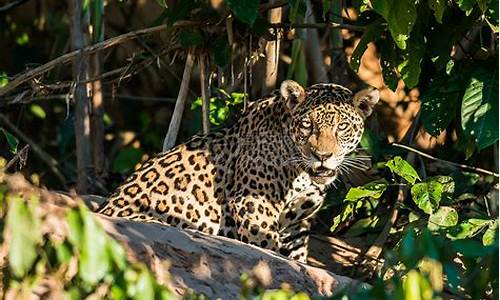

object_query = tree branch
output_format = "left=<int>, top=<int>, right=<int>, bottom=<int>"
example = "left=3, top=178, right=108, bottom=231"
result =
left=392, top=143, right=499, bottom=178
left=162, top=50, right=195, bottom=151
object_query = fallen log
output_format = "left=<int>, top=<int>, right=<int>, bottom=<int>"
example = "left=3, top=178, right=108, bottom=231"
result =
left=3, top=173, right=363, bottom=298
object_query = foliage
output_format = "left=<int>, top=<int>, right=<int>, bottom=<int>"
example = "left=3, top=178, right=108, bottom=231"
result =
left=0, top=0, right=498, bottom=299
left=0, top=177, right=176, bottom=299
left=329, top=153, right=498, bottom=299
left=352, top=0, right=499, bottom=151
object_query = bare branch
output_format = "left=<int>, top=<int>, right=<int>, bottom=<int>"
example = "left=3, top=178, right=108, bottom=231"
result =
left=163, top=50, right=195, bottom=151
left=200, top=53, right=211, bottom=134
left=0, top=113, right=66, bottom=185
left=392, top=143, right=499, bottom=178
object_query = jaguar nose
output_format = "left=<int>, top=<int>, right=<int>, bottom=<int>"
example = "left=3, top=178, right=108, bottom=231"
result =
left=312, top=151, right=333, bottom=162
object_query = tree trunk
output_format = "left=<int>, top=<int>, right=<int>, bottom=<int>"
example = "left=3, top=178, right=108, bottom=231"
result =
left=69, top=0, right=94, bottom=193
left=262, top=0, right=282, bottom=95
left=304, top=0, right=328, bottom=84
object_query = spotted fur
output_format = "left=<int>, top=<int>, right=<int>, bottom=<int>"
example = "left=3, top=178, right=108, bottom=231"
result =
left=98, top=80, right=379, bottom=262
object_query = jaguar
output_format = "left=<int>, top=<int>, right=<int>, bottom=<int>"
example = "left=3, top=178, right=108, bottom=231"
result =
left=98, top=80, right=379, bottom=262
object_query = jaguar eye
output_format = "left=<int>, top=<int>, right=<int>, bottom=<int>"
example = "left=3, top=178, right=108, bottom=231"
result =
left=301, top=120, right=312, bottom=128
left=338, top=122, right=349, bottom=130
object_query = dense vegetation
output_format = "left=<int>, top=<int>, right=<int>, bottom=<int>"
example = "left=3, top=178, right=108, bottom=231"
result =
left=0, top=0, right=498, bottom=299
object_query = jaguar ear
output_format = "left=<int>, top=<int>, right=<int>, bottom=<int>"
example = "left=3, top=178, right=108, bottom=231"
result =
left=353, top=86, right=380, bottom=118
left=280, top=80, right=306, bottom=112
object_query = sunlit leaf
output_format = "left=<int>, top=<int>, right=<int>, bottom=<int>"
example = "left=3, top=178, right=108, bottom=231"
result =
left=385, top=156, right=420, bottom=184
left=7, top=195, right=42, bottom=277
left=411, top=180, right=443, bottom=214
left=30, top=104, right=46, bottom=119
left=372, top=0, right=417, bottom=49
left=398, top=26, right=424, bottom=88
left=461, top=64, right=499, bottom=149
left=345, top=180, right=387, bottom=202
left=79, top=206, right=110, bottom=284
left=482, top=220, right=498, bottom=246
left=427, top=206, right=458, bottom=231
left=447, top=218, right=492, bottom=240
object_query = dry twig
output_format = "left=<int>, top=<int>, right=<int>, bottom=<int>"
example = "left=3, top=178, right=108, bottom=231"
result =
left=0, top=113, right=66, bottom=185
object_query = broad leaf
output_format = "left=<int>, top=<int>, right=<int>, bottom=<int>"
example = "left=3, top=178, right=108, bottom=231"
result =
left=30, top=104, right=46, bottom=119
left=385, top=156, right=420, bottom=184
left=420, top=74, right=463, bottom=136
left=350, top=18, right=384, bottom=72
left=1, top=128, right=19, bottom=154
left=79, top=206, right=110, bottom=284
left=345, top=180, right=388, bottom=202
left=398, top=25, right=424, bottom=88
left=226, top=0, right=259, bottom=25
left=112, top=147, right=143, bottom=173
left=482, top=220, right=498, bottom=246
left=372, top=0, right=417, bottom=49
left=447, top=218, right=492, bottom=240
left=7, top=196, right=42, bottom=277
left=411, top=179, right=443, bottom=214
left=461, top=64, right=499, bottom=149
left=456, top=0, right=476, bottom=15
left=428, top=0, right=447, bottom=23
left=427, top=206, right=458, bottom=231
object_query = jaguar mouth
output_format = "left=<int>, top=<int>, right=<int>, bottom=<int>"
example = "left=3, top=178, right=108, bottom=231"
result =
left=310, top=166, right=336, bottom=177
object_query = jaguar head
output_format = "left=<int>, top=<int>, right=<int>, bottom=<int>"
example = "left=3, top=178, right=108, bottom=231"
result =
left=281, top=80, right=379, bottom=183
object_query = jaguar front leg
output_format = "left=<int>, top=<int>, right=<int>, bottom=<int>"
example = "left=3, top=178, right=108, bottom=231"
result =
left=278, top=220, right=311, bottom=263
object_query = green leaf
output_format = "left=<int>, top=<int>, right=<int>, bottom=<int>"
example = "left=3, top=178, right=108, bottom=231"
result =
left=461, top=64, right=499, bottom=149
left=7, top=195, right=42, bottom=277
left=420, top=74, right=463, bottom=136
left=376, top=37, right=399, bottom=91
left=179, top=28, right=203, bottom=48
left=226, top=0, right=259, bottom=25
left=79, top=206, right=110, bottom=284
left=112, top=147, right=143, bottom=173
left=345, top=180, right=388, bottom=202
left=134, top=269, right=155, bottom=300
left=30, top=104, right=46, bottom=119
left=428, top=0, right=447, bottom=23
left=350, top=18, right=384, bottom=72
left=398, top=26, right=424, bottom=88
left=403, top=270, right=433, bottom=300
left=456, top=0, right=476, bottom=15
left=411, top=180, right=443, bottom=214
left=427, top=206, right=458, bottom=231
left=482, top=220, right=498, bottom=246
left=433, top=176, right=455, bottom=203
left=372, top=0, right=417, bottom=49
left=330, top=203, right=354, bottom=232
left=385, top=156, right=420, bottom=184
left=0, top=72, right=8, bottom=88
left=345, top=216, right=383, bottom=237
left=1, top=128, right=19, bottom=154
left=447, top=218, right=492, bottom=240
